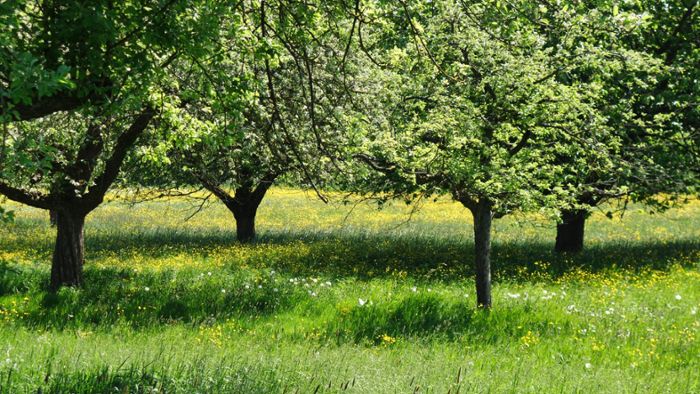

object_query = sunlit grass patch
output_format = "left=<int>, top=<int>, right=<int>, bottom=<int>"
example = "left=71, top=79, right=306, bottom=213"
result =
left=0, top=190, right=698, bottom=392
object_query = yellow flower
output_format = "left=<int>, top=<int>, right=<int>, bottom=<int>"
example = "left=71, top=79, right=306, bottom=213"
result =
left=380, top=334, right=396, bottom=345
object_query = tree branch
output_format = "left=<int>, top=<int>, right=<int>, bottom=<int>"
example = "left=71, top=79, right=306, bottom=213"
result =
left=84, top=108, right=155, bottom=206
left=0, top=182, right=54, bottom=210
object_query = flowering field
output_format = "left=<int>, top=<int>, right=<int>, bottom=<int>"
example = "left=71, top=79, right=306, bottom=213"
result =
left=0, top=189, right=699, bottom=393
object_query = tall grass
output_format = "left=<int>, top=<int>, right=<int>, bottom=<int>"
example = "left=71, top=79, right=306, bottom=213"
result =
left=0, top=190, right=698, bottom=392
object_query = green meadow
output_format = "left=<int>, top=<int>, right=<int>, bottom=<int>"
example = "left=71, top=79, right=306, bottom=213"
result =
left=1, top=189, right=699, bottom=393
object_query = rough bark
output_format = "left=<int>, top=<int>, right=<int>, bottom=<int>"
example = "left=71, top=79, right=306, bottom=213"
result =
left=470, top=201, right=494, bottom=309
left=50, top=209, right=86, bottom=290
left=232, top=203, right=259, bottom=243
left=555, top=209, right=587, bottom=254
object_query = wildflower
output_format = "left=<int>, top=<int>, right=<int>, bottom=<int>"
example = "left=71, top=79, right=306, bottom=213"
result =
left=691, top=307, right=697, bottom=315
left=207, top=272, right=212, bottom=276
left=144, top=287, right=150, bottom=292
left=520, top=331, right=540, bottom=347
left=358, top=298, right=367, bottom=306
left=221, top=289, right=226, bottom=294
left=507, top=292, right=521, bottom=299
left=411, top=286, right=417, bottom=292
left=585, top=363, right=593, bottom=369
left=380, top=334, right=396, bottom=345
left=675, top=294, right=682, bottom=300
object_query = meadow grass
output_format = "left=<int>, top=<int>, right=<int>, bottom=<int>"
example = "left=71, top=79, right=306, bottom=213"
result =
left=0, top=189, right=698, bottom=393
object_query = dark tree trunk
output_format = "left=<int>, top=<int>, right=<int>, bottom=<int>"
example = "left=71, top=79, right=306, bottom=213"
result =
left=555, top=209, right=587, bottom=254
left=232, top=203, right=259, bottom=243
left=471, top=201, right=493, bottom=309
left=49, top=210, right=57, bottom=226
left=50, top=209, right=86, bottom=291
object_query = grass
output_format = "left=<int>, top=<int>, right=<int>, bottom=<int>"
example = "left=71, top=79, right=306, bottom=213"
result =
left=0, top=188, right=698, bottom=393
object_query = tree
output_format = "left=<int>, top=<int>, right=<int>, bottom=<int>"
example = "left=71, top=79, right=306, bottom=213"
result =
left=132, top=0, right=357, bottom=243
left=349, top=0, right=613, bottom=308
left=0, top=0, right=224, bottom=290
left=553, top=0, right=699, bottom=253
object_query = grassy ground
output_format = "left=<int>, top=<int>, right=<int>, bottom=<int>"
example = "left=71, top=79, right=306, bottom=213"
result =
left=0, top=189, right=698, bottom=393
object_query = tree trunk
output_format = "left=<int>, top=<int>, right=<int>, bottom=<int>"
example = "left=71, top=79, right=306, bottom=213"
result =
left=232, top=204, right=259, bottom=243
left=471, top=201, right=493, bottom=309
left=555, top=209, right=587, bottom=254
left=49, top=210, right=57, bottom=226
left=50, top=209, right=86, bottom=291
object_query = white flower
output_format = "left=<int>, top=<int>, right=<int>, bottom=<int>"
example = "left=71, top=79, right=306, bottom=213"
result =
left=207, top=272, right=212, bottom=276
left=144, top=287, right=150, bottom=292
left=221, top=289, right=226, bottom=294
left=411, top=287, right=417, bottom=293
left=675, top=294, right=682, bottom=300
left=309, top=291, right=317, bottom=297
left=506, top=292, right=521, bottom=299
left=325, top=281, right=332, bottom=287
left=691, top=307, right=697, bottom=315
left=258, top=285, right=262, bottom=289
left=585, top=363, right=593, bottom=369
left=358, top=298, right=367, bottom=306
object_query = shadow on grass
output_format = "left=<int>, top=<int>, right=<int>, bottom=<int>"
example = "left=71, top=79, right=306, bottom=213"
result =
left=0, top=223, right=697, bottom=333
left=323, top=292, right=580, bottom=345
left=0, top=363, right=286, bottom=394
left=0, top=264, right=304, bottom=330
left=2, top=224, right=699, bottom=283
